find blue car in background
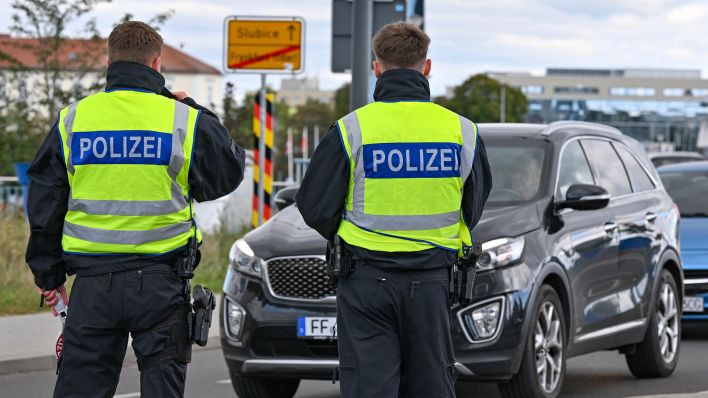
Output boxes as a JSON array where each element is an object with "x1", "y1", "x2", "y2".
[{"x1": 659, "y1": 161, "x2": 708, "y2": 319}]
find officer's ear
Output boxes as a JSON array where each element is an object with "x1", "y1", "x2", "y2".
[
  {"x1": 422, "y1": 59, "x2": 432, "y2": 78},
  {"x1": 373, "y1": 60, "x2": 383, "y2": 78},
  {"x1": 149, "y1": 56, "x2": 162, "y2": 73}
]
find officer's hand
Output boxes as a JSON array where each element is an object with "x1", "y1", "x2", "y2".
[
  {"x1": 173, "y1": 91, "x2": 189, "y2": 101},
  {"x1": 38, "y1": 284, "x2": 69, "y2": 316}
]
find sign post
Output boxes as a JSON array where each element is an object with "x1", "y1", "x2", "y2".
[
  {"x1": 224, "y1": 16, "x2": 305, "y2": 226},
  {"x1": 350, "y1": 0, "x2": 373, "y2": 111},
  {"x1": 330, "y1": 0, "x2": 406, "y2": 110}
]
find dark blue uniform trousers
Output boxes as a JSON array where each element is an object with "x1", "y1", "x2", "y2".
[
  {"x1": 337, "y1": 263, "x2": 457, "y2": 398},
  {"x1": 54, "y1": 264, "x2": 189, "y2": 398}
]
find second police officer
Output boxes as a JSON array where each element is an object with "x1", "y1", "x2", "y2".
[{"x1": 297, "y1": 22, "x2": 492, "y2": 397}]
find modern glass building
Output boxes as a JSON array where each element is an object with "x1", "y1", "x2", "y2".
[{"x1": 489, "y1": 68, "x2": 708, "y2": 152}]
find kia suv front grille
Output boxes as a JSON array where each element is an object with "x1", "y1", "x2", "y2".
[{"x1": 263, "y1": 256, "x2": 336, "y2": 302}]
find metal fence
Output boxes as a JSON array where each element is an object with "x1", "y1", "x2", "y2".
[{"x1": 0, "y1": 177, "x2": 24, "y2": 214}]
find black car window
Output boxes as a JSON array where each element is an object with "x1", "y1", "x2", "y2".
[
  {"x1": 485, "y1": 140, "x2": 546, "y2": 204},
  {"x1": 580, "y1": 139, "x2": 632, "y2": 197},
  {"x1": 614, "y1": 144, "x2": 655, "y2": 192},
  {"x1": 556, "y1": 140, "x2": 594, "y2": 199},
  {"x1": 660, "y1": 171, "x2": 708, "y2": 216}
]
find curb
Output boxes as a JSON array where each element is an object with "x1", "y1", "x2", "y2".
[{"x1": 0, "y1": 334, "x2": 222, "y2": 376}]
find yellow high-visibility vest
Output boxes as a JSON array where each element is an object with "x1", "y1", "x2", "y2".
[
  {"x1": 57, "y1": 88, "x2": 202, "y2": 255},
  {"x1": 336, "y1": 101, "x2": 477, "y2": 253}
]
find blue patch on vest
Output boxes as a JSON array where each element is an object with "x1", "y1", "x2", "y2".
[
  {"x1": 363, "y1": 142, "x2": 462, "y2": 179},
  {"x1": 71, "y1": 131, "x2": 172, "y2": 166}
]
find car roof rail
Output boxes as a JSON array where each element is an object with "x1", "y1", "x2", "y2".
[{"x1": 542, "y1": 121, "x2": 622, "y2": 136}]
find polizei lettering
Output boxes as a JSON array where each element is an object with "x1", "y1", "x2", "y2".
[
  {"x1": 71, "y1": 131, "x2": 173, "y2": 166},
  {"x1": 363, "y1": 142, "x2": 462, "y2": 179}
]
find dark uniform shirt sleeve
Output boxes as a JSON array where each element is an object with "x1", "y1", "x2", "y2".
[
  {"x1": 185, "y1": 98, "x2": 246, "y2": 202},
  {"x1": 25, "y1": 122, "x2": 69, "y2": 290},
  {"x1": 295, "y1": 124, "x2": 350, "y2": 241},
  {"x1": 462, "y1": 134, "x2": 493, "y2": 231}
]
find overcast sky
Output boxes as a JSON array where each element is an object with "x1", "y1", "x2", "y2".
[{"x1": 1, "y1": 0, "x2": 708, "y2": 98}]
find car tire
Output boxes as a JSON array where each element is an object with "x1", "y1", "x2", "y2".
[
  {"x1": 498, "y1": 285, "x2": 566, "y2": 398},
  {"x1": 625, "y1": 269, "x2": 681, "y2": 378},
  {"x1": 230, "y1": 375, "x2": 300, "y2": 398}
]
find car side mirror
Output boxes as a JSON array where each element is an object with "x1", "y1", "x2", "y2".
[
  {"x1": 273, "y1": 186, "x2": 299, "y2": 211},
  {"x1": 557, "y1": 184, "x2": 610, "y2": 211}
]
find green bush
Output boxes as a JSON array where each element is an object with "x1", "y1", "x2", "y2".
[
  {"x1": 0, "y1": 212, "x2": 41, "y2": 315},
  {"x1": 193, "y1": 222, "x2": 245, "y2": 293}
]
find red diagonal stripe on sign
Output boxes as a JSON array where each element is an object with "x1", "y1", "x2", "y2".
[{"x1": 230, "y1": 45, "x2": 301, "y2": 69}]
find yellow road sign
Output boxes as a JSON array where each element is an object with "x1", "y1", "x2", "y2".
[{"x1": 224, "y1": 17, "x2": 305, "y2": 74}]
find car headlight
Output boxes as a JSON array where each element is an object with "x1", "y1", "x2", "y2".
[
  {"x1": 229, "y1": 239, "x2": 262, "y2": 278},
  {"x1": 476, "y1": 236, "x2": 525, "y2": 271}
]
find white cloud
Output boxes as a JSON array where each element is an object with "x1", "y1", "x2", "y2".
[{"x1": 1, "y1": 0, "x2": 708, "y2": 98}]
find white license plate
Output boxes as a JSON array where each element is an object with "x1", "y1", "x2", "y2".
[
  {"x1": 684, "y1": 296, "x2": 705, "y2": 313},
  {"x1": 297, "y1": 317, "x2": 337, "y2": 339}
]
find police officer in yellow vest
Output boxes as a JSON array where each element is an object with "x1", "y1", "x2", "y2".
[
  {"x1": 25, "y1": 21, "x2": 245, "y2": 397},
  {"x1": 297, "y1": 22, "x2": 492, "y2": 397}
]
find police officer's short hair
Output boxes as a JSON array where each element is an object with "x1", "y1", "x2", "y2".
[
  {"x1": 372, "y1": 22, "x2": 430, "y2": 69},
  {"x1": 108, "y1": 21, "x2": 163, "y2": 65}
]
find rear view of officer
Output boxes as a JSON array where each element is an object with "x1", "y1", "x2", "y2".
[
  {"x1": 25, "y1": 21, "x2": 245, "y2": 397},
  {"x1": 297, "y1": 22, "x2": 492, "y2": 397}
]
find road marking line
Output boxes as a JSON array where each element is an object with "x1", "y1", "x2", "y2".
[
  {"x1": 114, "y1": 393, "x2": 141, "y2": 398},
  {"x1": 216, "y1": 379, "x2": 231, "y2": 384},
  {"x1": 627, "y1": 391, "x2": 708, "y2": 398}
]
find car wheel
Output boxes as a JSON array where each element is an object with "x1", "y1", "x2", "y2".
[
  {"x1": 229, "y1": 374, "x2": 300, "y2": 398},
  {"x1": 625, "y1": 269, "x2": 680, "y2": 378},
  {"x1": 499, "y1": 285, "x2": 566, "y2": 398}
]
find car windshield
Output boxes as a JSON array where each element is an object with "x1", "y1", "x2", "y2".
[
  {"x1": 659, "y1": 171, "x2": 708, "y2": 217},
  {"x1": 485, "y1": 139, "x2": 547, "y2": 205}
]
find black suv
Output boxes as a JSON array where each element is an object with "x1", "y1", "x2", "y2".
[{"x1": 220, "y1": 122, "x2": 683, "y2": 398}]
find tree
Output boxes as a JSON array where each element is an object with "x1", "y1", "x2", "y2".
[
  {"x1": 289, "y1": 99, "x2": 335, "y2": 133},
  {"x1": 7, "y1": 0, "x2": 110, "y2": 122},
  {"x1": 0, "y1": 0, "x2": 172, "y2": 174},
  {"x1": 222, "y1": 82, "x2": 254, "y2": 149},
  {"x1": 333, "y1": 82, "x2": 350, "y2": 119},
  {"x1": 438, "y1": 74, "x2": 528, "y2": 123},
  {"x1": 0, "y1": 98, "x2": 44, "y2": 175},
  {"x1": 0, "y1": 0, "x2": 109, "y2": 175}
]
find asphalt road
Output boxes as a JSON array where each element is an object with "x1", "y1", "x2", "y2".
[{"x1": 2, "y1": 324, "x2": 708, "y2": 398}]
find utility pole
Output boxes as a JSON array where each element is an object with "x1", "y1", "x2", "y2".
[
  {"x1": 500, "y1": 85, "x2": 506, "y2": 123},
  {"x1": 350, "y1": 0, "x2": 373, "y2": 111}
]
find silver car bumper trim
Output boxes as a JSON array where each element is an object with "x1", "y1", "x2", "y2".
[
  {"x1": 242, "y1": 359, "x2": 338, "y2": 373},
  {"x1": 241, "y1": 359, "x2": 475, "y2": 376},
  {"x1": 685, "y1": 278, "x2": 708, "y2": 285}
]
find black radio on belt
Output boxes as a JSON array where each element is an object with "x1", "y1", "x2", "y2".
[
  {"x1": 450, "y1": 243, "x2": 481, "y2": 307},
  {"x1": 326, "y1": 235, "x2": 354, "y2": 287}
]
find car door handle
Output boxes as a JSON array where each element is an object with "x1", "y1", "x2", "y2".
[
  {"x1": 603, "y1": 222, "x2": 618, "y2": 234},
  {"x1": 645, "y1": 213, "x2": 657, "y2": 223}
]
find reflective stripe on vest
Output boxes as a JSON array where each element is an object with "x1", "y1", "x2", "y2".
[
  {"x1": 57, "y1": 90, "x2": 201, "y2": 255},
  {"x1": 336, "y1": 101, "x2": 478, "y2": 252}
]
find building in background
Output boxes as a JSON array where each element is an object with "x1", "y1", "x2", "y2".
[
  {"x1": 278, "y1": 77, "x2": 334, "y2": 107},
  {"x1": 0, "y1": 34, "x2": 223, "y2": 114},
  {"x1": 477, "y1": 68, "x2": 708, "y2": 152}
]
